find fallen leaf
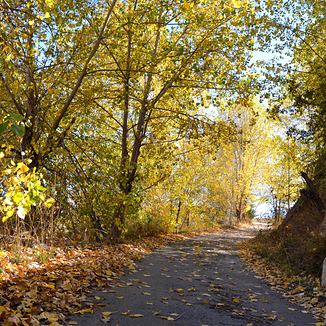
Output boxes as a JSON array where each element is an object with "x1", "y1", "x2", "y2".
[
  {"x1": 121, "y1": 311, "x2": 144, "y2": 318},
  {"x1": 39, "y1": 312, "x2": 59, "y2": 322},
  {"x1": 128, "y1": 314, "x2": 144, "y2": 318},
  {"x1": 74, "y1": 308, "x2": 93, "y2": 314},
  {"x1": 160, "y1": 316, "x2": 175, "y2": 321},
  {"x1": 102, "y1": 312, "x2": 113, "y2": 317}
]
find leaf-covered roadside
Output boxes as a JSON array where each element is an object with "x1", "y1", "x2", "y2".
[
  {"x1": 238, "y1": 242, "x2": 326, "y2": 323},
  {"x1": 0, "y1": 233, "x2": 193, "y2": 325}
]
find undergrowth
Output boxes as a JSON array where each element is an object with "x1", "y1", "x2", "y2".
[{"x1": 246, "y1": 229, "x2": 326, "y2": 277}]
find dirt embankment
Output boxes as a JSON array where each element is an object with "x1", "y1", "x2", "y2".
[{"x1": 248, "y1": 171, "x2": 326, "y2": 277}]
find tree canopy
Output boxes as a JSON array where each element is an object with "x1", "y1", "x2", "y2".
[{"x1": 0, "y1": 0, "x2": 324, "y2": 243}]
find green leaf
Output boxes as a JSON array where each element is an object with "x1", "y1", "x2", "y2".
[
  {"x1": 7, "y1": 113, "x2": 24, "y2": 122},
  {"x1": 11, "y1": 124, "x2": 25, "y2": 137},
  {"x1": 0, "y1": 122, "x2": 8, "y2": 135}
]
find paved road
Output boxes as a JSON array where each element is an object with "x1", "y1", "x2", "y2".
[{"x1": 70, "y1": 226, "x2": 316, "y2": 325}]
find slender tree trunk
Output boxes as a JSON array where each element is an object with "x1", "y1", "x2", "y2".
[
  {"x1": 89, "y1": 208, "x2": 106, "y2": 242},
  {"x1": 109, "y1": 14, "x2": 163, "y2": 242},
  {"x1": 287, "y1": 138, "x2": 291, "y2": 211},
  {"x1": 175, "y1": 199, "x2": 182, "y2": 232},
  {"x1": 109, "y1": 21, "x2": 133, "y2": 243}
]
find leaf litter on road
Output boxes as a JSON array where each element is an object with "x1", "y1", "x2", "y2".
[
  {"x1": 0, "y1": 233, "x2": 194, "y2": 325},
  {"x1": 239, "y1": 242, "x2": 326, "y2": 322}
]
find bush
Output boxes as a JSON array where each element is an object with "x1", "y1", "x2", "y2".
[{"x1": 125, "y1": 214, "x2": 172, "y2": 239}]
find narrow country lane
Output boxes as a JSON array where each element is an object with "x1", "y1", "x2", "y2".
[{"x1": 70, "y1": 225, "x2": 316, "y2": 325}]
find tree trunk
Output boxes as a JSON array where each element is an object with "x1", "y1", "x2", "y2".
[
  {"x1": 89, "y1": 208, "x2": 106, "y2": 242},
  {"x1": 110, "y1": 202, "x2": 126, "y2": 243},
  {"x1": 175, "y1": 199, "x2": 182, "y2": 232}
]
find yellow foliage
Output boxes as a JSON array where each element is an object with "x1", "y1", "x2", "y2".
[
  {"x1": 15, "y1": 162, "x2": 29, "y2": 174},
  {"x1": 231, "y1": 0, "x2": 242, "y2": 8},
  {"x1": 0, "y1": 148, "x2": 54, "y2": 222}
]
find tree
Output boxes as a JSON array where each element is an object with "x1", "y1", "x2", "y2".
[
  {"x1": 0, "y1": 0, "x2": 117, "y2": 168},
  {"x1": 0, "y1": 0, "x2": 118, "y2": 237},
  {"x1": 86, "y1": 0, "x2": 262, "y2": 240},
  {"x1": 141, "y1": 97, "x2": 279, "y2": 228},
  {"x1": 287, "y1": 1, "x2": 326, "y2": 148},
  {"x1": 266, "y1": 134, "x2": 310, "y2": 220}
]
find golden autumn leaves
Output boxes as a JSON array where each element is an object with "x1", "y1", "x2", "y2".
[{"x1": 0, "y1": 153, "x2": 54, "y2": 222}]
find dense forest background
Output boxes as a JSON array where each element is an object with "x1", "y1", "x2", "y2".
[{"x1": 0, "y1": 0, "x2": 325, "y2": 244}]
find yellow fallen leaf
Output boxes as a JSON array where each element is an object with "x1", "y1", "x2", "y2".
[
  {"x1": 128, "y1": 313, "x2": 144, "y2": 318},
  {"x1": 44, "y1": 283, "x2": 55, "y2": 289},
  {"x1": 21, "y1": 319, "x2": 31, "y2": 326},
  {"x1": 102, "y1": 311, "x2": 112, "y2": 317},
  {"x1": 74, "y1": 308, "x2": 93, "y2": 314},
  {"x1": 0, "y1": 306, "x2": 7, "y2": 313},
  {"x1": 121, "y1": 311, "x2": 144, "y2": 318}
]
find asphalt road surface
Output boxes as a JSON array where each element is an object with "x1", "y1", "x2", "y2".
[{"x1": 70, "y1": 225, "x2": 316, "y2": 325}]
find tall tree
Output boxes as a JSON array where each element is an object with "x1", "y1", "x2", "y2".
[
  {"x1": 87, "y1": 0, "x2": 261, "y2": 240},
  {"x1": 0, "y1": 0, "x2": 117, "y2": 167}
]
